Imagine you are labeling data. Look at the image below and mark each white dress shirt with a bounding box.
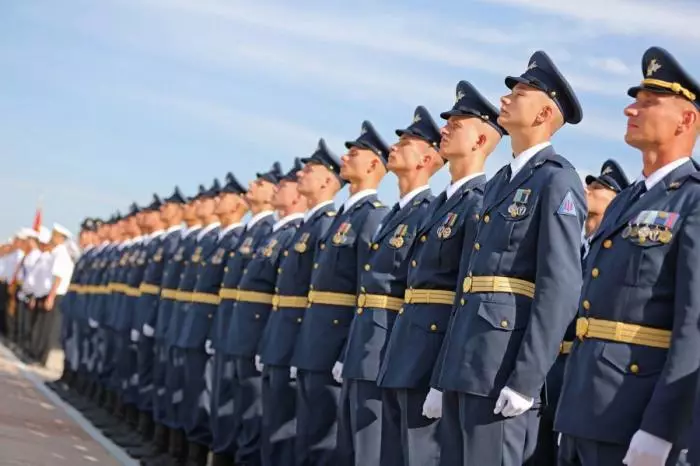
[51,243,75,296]
[446,173,485,200]
[510,142,552,181]
[305,200,335,222]
[273,213,305,232]
[343,189,377,212]
[399,185,430,209]
[636,157,691,192]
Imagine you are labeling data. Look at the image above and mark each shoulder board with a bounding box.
[536,153,573,170]
[670,171,700,189]
[372,201,384,208]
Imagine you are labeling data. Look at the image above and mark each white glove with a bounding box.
[88,318,99,329]
[332,361,344,384]
[422,388,443,419]
[290,366,297,380]
[142,324,155,337]
[130,329,140,342]
[205,339,214,355]
[255,354,264,373]
[622,430,672,466]
[493,386,534,417]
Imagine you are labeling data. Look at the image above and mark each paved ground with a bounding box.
[0,341,133,466]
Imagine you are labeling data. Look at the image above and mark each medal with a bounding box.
[621,226,631,239]
[637,226,651,241]
[508,203,519,218]
[390,236,404,248]
[648,229,660,242]
[295,242,307,253]
[629,225,639,238]
[659,229,673,244]
[441,226,452,238]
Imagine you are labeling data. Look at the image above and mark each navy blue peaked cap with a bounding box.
[256,162,283,184]
[127,202,141,217]
[280,158,304,182]
[189,184,207,202]
[628,46,700,110]
[505,51,583,125]
[221,172,247,195]
[301,138,346,186]
[585,159,630,193]
[345,121,390,165]
[396,106,442,149]
[143,193,162,211]
[441,81,507,136]
[199,178,221,199]
[163,186,187,204]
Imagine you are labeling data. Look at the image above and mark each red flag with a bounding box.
[32,206,42,232]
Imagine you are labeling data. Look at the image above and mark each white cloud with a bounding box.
[586,57,632,76]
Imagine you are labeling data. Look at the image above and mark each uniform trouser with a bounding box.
[231,356,263,465]
[164,346,186,429]
[98,327,116,387]
[32,298,63,366]
[123,337,140,406]
[0,283,7,336]
[337,378,384,466]
[152,340,170,423]
[557,434,684,466]
[261,365,296,466]
[295,369,341,466]
[439,391,539,466]
[17,300,32,350]
[137,336,156,412]
[211,353,239,456]
[181,347,211,446]
[381,387,440,466]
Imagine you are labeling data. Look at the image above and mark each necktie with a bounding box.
[374,203,401,239]
[626,181,648,206]
[503,165,513,183]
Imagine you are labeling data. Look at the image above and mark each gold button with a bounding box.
[603,239,612,249]
[314,263,319,269]
[475,214,480,221]
[372,243,379,250]
[277,268,282,273]
[274,287,279,293]
[500,320,508,328]
[360,286,366,293]
[356,308,363,315]
[333,319,339,325]
[420,235,427,243]
[306,303,312,309]
[430,324,437,332]
[398,308,404,315]
[474,243,480,251]
[284,250,289,256]
[460,298,465,305]
[297,317,303,323]
[484,215,490,223]
[309,285,314,290]
[224,267,229,272]
[591,268,599,278]
[364,264,371,271]
[582,300,590,310]
[255,313,260,319]
[320,244,326,250]
[411,260,417,268]
[230,252,235,257]
[630,363,639,374]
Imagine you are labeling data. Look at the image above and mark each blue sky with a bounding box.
[3,0,700,240]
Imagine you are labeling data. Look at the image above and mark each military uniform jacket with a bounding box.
[154,228,200,340]
[224,218,303,358]
[292,193,388,372]
[105,242,141,330]
[258,204,336,366]
[212,214,274,350]
[67,246,98,323]
[113,240,153,332]
[377,178,485,389]
[87,244,120,326]
[343,190,433,382]
[135,228,182,336]
[176,225,244,349]
[436,146,586,400]
[166,226,220,347]
[556,160,700,446]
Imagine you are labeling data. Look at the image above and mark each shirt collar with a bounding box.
[510,141,552,181]
[182,224,202,238]
[273,213,305,232]
[248,211,275,230]
[398,185,430,209]
[165,224,183,235]
[197,222,221,241]
[446,173,485,200]
[146,229,165,244]
[343,189,377,212]
[636,157,691,192]
[304,200,334,222]
[219,222,243,239]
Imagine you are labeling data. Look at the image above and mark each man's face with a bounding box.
[624,90,688,150]
[272,180,299,209]
[160,202,179,222]
[216,192,244,216]
[388,135,436,173]
[340,147,379,180]
[586,181,617,216]
[246,179,275,205]
[498,83,547,131]
[297,163,331,196]
[196,196,218,219]
[183,202,198,221]
[439,116,482,161]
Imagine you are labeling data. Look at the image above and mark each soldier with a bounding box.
[258,140,343,466]
[525,159,629,466]
[210,164,276,465]
[436,50,586,466]
[337,106,443,466]
[292,121,389,466]
[175,173,248,465]
[27,227,57,360]
[14,228,42,349]
[556,47,700,466]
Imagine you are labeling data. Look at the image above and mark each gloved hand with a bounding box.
[88,318,99,329]
[142,324,155,337]
[130,329,140,342]
[622,430,672,466]
[290,366,298,380]
[255,354,264,373]
[493,386,534,417]
[332,361,344,384]
[422,388,443,419]
[205,339,214,355]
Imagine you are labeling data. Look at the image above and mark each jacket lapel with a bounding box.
[375,190,431,242]
[420,176,484,234]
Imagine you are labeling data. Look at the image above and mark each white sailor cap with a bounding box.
[16,228,37,240]
[38,226,52,244]
[52,223,73,238]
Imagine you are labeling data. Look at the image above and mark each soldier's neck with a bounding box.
[200,214,219,226]
[348,179,380,195]
[641,145,691,177]
[585,216,603,237]
[510,131,551,157]
[397,171,430,198]
[277,203,306,219]
[449,155,485,182]
[304,191,336,209]
[165,216,183,228]
[250,203,274,216]
[220,210,246,227]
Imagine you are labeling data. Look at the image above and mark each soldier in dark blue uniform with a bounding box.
[176,173,248,465]
[435,52,586,465]
[134,187,187,460]
[258,140,343,466]
[292,121,389,466]
[556,47,700,466]
[210,165,277,465]
[220,160,306,466]
[338,106,443,466]
[525,160,629,466]
[377,82,503,466]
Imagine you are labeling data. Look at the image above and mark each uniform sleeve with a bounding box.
[51,248,75,281]
[506,169,586,397]
[640,204,700,442]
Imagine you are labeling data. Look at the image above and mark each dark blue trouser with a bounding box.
[137,336,156,413]
[163,346,185,429]
[337,378,384,466]
[233,356,262,466]
[211,353,239,455]
[392,387,441,466]
[181,347,211,446]
[295,369,341,466]
[558,434,684,466]
[152,340,169,423]
[261,365,296,466]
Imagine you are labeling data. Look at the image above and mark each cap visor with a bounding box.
[439,109,463,120]
[505,76,530,90]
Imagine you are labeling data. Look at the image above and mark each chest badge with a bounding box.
[153,247,163,263]
[191,246,203,263]
[238,237,254,255]
[508,188,531,218]
[437,213,458,239]
[212,248,226,265]
[623,210,679,244]
[389,224,408,248]
[262,239,279,257]
[333,222,352,245]
[294,233,310,253]
[173,246,185,262]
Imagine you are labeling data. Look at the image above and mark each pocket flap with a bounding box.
[600,342,666,376]
[476,300,526,331]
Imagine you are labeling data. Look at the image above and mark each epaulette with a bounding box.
[536,153,573,170]
[670,171,700,189]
